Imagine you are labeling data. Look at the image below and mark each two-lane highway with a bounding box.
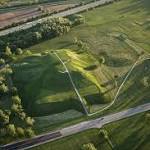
[1,103,150,150]
[0,0,114,36]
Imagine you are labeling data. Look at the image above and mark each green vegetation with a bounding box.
[0,0,149,145]
[0,17,71,54]
[12,48,109,132]
[29,0,150,112]
[31,112,150,150]
[81,143,97,150]
[0,64,35,144]
[30,0,150,53]
[107,59,150,113]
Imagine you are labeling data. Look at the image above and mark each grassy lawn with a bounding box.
[31,111,150,150]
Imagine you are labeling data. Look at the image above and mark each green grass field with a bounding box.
[30,0,150,53]
[0,0,149,147]
[12,49,109,131]
[12,52,82,115]
[108,59,150,112]
[11,0,150,133]
[29,0,150,111]
[30,112,150,150]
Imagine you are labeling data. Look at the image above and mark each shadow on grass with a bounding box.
[84,93,107,105]
[103,55,132,68]
[30,98,85,117]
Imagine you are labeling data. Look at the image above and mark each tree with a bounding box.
[25,117,35,126]
[72,14,85,25]
[5,46,12,56]
[6,124,16,137]
[19,112,26,120]
[0,83,8,94]
[25,128,35,137]
[16,48,23,55]
[16,127,25,137]
[0,58,5,65]
[11,104,18,113]
[33,32,42,41]
[24,50,32,55]
[12,96,21,105]
[0,109,9,126]
[0,76,5,83]
[81,143,97,150]
[2,65,13,75]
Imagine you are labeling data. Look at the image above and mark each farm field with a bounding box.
[31,112,150,150]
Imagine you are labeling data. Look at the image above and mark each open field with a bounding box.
[30,112,150,150]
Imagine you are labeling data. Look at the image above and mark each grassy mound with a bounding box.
[13,49,109,118]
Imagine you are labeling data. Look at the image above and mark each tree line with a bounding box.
[0,15,85,58]
[0,64,35,143]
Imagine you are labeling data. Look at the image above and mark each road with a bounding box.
[0,0,114,36]
[54,52,89,115]
[1,103,150,150]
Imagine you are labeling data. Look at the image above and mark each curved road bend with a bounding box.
[1,103,150,150]
[89,56,150,116]
[0,0,114,36]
